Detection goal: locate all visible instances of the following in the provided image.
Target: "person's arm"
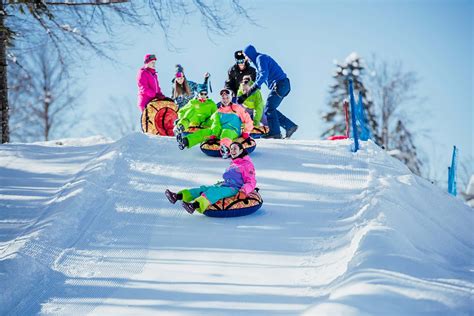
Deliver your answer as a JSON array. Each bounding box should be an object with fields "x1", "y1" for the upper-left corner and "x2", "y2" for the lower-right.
[
  {"x1": 137, "y1": 70, "x2": 156, "y2": 99},
  {"x1": 224, "y1": 68, "x2": 236, "y2": 94},
  {"x1": 239, "y1": 162, "x2": 256, "y2": 196},
  {"x1": 254, "y1": 55, "x2": 268, "y2": 88},
  {"x1": 237, "y1": 105, "x2": 253, "y2": 135}
]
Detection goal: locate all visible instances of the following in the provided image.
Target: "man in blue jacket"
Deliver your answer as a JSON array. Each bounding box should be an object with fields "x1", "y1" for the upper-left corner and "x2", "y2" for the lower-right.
[{"x1": 237, "y1": 44, "x2": 298, "y2": 139}]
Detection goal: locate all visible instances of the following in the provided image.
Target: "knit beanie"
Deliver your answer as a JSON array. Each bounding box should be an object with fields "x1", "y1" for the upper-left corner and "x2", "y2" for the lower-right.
[{"x1": 144, "y1": 54, "x2": 157, "y2": 64}]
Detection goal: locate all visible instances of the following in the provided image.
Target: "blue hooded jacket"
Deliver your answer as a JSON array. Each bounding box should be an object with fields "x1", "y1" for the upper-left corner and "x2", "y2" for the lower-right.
[{"x1": 243, "y1": 45, "x2": 287, "y2": 89}]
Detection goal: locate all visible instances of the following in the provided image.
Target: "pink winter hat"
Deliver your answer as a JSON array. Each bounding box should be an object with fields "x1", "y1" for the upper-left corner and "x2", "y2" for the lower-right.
[
  {"x1": 175, "y1": 72, "x2": 184, "y2": 78},
  {"x1": 144, "y1": 54, "x2": 157, "y2": 64}
]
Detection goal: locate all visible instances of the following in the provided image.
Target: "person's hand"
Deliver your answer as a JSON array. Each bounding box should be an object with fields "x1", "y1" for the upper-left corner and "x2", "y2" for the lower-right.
[
  {"x1": 204, "y1": 72, "x2": 210, "y2": 78},
  {"x1": 237, "y1": 190, "x2": 247, "y2": 200},
  {"x1": 241, "y1": 132, "x2": 250, "y2": 140}
]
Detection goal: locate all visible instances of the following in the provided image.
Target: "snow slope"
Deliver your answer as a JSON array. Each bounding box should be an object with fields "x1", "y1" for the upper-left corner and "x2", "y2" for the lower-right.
[{"x1": 1, "y1": 133, "x2": 472, "y2": 315}]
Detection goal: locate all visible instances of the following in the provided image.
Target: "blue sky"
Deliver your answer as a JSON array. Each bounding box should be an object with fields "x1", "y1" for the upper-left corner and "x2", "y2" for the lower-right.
[{"x1": 79, "y1": 0, "x2": 472, "y2": 182}]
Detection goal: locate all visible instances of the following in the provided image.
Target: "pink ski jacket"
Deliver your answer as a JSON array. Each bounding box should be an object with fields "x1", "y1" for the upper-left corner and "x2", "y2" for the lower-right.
[
  {"x1": 222, "y1": 155, "x2": 257, "y2": 195},
  {"x1": 137, "y1": 67, "x2": 165, "y2": 111}
]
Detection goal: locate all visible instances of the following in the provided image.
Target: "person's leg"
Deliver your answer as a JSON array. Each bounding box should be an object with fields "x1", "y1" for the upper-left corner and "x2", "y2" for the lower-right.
[
  {"x1": 219, "y1": 129, "x2": 239, "y2": 148},
  {"x1": 200, "y1": 185, "x2": 239, "y2": 205},
  {"x1": 264, "y1": 92, "x2": 284, "y2": 137},
  {"x1": 183, "y1": 185, "x2": 238, "y2": 214},
  {"x1": 273, "y1": 78, "x2": 296, "y2": 131},
  {"x1": 179, "y1": 185, "x2": 212, "y2": 202},
  {"x1": 185, "y1": 128, "x2": 213, "y2": 147}
]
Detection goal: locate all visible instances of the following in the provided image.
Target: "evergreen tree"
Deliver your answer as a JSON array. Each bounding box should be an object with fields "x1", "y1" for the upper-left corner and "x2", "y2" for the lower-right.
[{"x1": 322, "y1": 52, "x2": 379, "y2": 143}]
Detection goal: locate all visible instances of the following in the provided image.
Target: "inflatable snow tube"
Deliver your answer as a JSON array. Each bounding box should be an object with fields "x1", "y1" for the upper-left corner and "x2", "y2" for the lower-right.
[
  {"x1": 200, "y1": 137, "x2": 256, "y2": 157},
  {"x1": 327, "y1": 135, "x2": 349, "y2": 140},
  {"x1": 250, "y1": 125, "x2": 269, "y2": 139},
  {"x1": 203, "y1": 189, "x2": 263, "y2": 217},
  {"x1": 141, "y1": 99, "x2": 178, "y2": 136}
]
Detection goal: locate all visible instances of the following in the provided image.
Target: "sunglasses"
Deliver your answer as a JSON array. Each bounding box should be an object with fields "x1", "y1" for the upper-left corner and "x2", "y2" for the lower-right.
[
  {"x1": 220, "y1": 90, "x2": 231, "y2": 96},
  {"x1": 236, "y1": 59, "x2": 245, "y2": 64},
  {"x1": 199, "y1": 92, "x2": 208, "y2": 96}
]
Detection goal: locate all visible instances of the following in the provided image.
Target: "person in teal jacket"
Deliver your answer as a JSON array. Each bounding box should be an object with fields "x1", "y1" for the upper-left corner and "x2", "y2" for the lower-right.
[
  {"x1": 237, "y1": 75, "x2": 265, "y2": 127},
  {"x1": 173, "y1": 84, "x2": 217, "y2": 136}
]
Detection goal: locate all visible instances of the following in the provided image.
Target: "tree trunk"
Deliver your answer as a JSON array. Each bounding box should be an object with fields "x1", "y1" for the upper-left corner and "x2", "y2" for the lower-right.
[{"x1": 0, "y1": 2, "x2": 9, "y2": 143}]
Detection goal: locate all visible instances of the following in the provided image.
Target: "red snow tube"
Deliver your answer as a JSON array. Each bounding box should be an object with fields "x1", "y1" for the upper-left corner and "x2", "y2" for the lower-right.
[{"x1": 141, "y1": 99, "x2": 178, "y2": 136}]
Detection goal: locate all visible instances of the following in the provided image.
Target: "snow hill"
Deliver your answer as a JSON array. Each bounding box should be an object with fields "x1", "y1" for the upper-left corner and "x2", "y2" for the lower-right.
[{"x1": 1, "y1": 133, "x2": 472, "y2": 315}]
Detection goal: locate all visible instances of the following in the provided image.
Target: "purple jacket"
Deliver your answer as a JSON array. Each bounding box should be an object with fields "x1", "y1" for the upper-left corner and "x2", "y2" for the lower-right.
[
  {"x1": 222, "y1": 155, "x2": 256, "y2": 195},
  {"x1": 137, "y1": 67, "x2": 165, "y2": 111}
]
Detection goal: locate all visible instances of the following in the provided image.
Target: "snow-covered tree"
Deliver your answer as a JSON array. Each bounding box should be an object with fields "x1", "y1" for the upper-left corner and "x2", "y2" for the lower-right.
[{"x1": 322, "y1": 52, "x2": 379, "y2": 143}]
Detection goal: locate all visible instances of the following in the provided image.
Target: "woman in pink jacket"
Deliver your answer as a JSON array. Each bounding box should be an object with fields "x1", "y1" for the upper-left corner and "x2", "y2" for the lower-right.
[
  {"x1": 137, "y1": 54, "x2": 166, "y2": 111},
  {"x1": 165, "y1": 141, "x2": 257, "y2": 214}
]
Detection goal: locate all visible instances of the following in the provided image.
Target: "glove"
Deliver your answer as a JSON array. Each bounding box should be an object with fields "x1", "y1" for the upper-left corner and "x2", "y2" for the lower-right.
[
  {"x1": 237, "y1": 190, "x2": 247, "y2": 200},
  {"x1": 241, "y1": 132, "x2": 250, "y2": 140}
]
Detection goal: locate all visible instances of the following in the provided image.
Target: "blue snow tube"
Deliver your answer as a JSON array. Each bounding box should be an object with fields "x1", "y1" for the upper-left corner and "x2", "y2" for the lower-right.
[
  {"x1": 203, "y1": 188, "x2": 263, "y2": 217},
  {"x1": 200, "y1": 137, "x2": 256, "y2": 157}
]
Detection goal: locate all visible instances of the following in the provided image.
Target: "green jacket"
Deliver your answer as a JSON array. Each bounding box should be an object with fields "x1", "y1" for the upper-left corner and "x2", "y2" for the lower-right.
[
  {"x1": 237, "y1": 80, "x2": 264, "y2": 126},
  {"x1": 177, "y1": 98, "x2": 218, "y2": 129}
]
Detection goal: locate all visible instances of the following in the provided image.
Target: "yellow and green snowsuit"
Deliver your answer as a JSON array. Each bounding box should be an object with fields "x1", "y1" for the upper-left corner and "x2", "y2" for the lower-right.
[
  {"x1": 176, "y1": 98, "x2": 217, "y2": 130},
  {"x1": 237, "y1": 79, "x2": 264, "y2": 127}
]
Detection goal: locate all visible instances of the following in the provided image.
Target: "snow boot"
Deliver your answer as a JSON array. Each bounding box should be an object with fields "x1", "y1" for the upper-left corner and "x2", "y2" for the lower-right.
[
  {"x1": 173, "y1": 122, "x2": 185, "y2": 135},
  {"x1": 285, "y1": 125, "x2": 298, "y2": 139},
  {"x1": 165, "y1": 189, "x2": 182, "y2": 204},
  {"x1": 262, "y1": 133, "x2": 282, "y2": 139},
  {"x1": 182, "y1": 201, "x2": 199, "y2": 214},
  {"x1": 176, "y1": 133, "x2": 189, "y2": 150}
]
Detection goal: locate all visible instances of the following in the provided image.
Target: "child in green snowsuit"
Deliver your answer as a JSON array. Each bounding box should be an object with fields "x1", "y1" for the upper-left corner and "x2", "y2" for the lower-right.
[
  {"x1": 174, "y1": 84, "x2": 217, "y2": 134},
  {"x1": 237, "y1": 75, "x2": 264, "y2": 127}
]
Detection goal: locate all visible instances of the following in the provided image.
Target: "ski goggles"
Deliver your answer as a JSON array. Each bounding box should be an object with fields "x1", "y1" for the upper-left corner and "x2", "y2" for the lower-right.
[{"x1": 236, "y1": 59, "x2": 245, "y2": 64}]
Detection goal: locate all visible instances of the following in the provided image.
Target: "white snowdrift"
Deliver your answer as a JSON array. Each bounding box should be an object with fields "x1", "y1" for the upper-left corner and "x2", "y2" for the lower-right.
[{"x1": 0, "y1": 132, "x2": 472, "y2": 315}]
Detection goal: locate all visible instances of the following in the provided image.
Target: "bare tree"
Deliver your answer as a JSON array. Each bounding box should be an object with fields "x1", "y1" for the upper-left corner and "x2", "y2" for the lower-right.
[
  {"x1": 1, "y1": 0, "x2": 254, "y2": 143},
  {"x1": 366, "y1": 56, "x2": 424, "y2": 175},
  {"x1": 92, "y1": 95, "x2": 140, "y2": 140},
  {"x1": 8, "y1": 44, "x2": 82, "y2": 142}
]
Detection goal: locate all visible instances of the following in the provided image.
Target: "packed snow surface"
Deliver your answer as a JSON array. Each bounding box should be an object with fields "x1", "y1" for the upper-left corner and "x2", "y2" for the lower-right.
[{"x1": 1, "y1": 133, "x2": 472, "y2": 315}]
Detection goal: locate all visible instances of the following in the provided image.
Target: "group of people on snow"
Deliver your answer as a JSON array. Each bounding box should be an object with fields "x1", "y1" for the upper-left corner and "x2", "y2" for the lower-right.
[{"x1": 137, "y1": 44, "x2": 297, "y2": 214}]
